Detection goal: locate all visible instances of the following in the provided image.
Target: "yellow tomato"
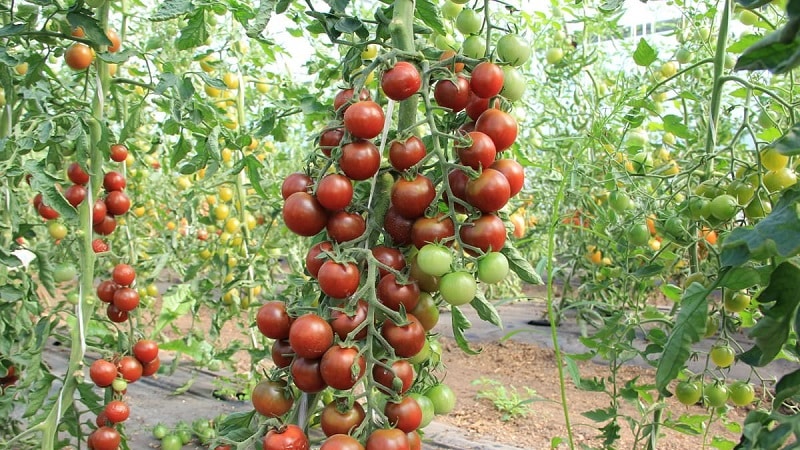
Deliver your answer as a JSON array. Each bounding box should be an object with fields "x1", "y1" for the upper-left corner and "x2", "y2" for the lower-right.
[
  {"x1": 214, "y1": 204, "x2": 230, "y2": 220},
  {"x1": 133, "y1": 206, "x2": 146, "y2": 217},
  {"x1": 361, "y1": 43, "x2": 379, "y2": 60},
  {"x1": 200, "y1": 249, "x2": 212, "y2": 260},
  {"x1": 219, "y1": 186, "x2": 235, "y2": 202},
  {"x1": 221, "y1": 148, "x2": 233, "y2": 163},
  {"x1": 223, "y1": 72, "x2": 239, "y2": 89},
  {"x1": 199, "y1": 55, "x2": 216, "y2": 73},
  {"x1": 205, "y1": 84, "x2": 222, "y2": 97},
  {"x1": 206, "y1": 194, "x2": 217, "y2": 206},
  {"x1": 244, "y1": 212, "x2": 257, "y2": 230},
  {"x1": 166, "y1": 221, "x2": 176, "y2": 231},
  {"x1": 760, "y1": 147, "x2": 789, "y2": 171},
  {"x1": 15, "y1": 62, "x2": 28, "y2": 75},
  {"x1": 224, "y1": 217, "x2": 241, "y2": 233},
  {"x1": 176, "y1": 176, "x2": 191, "y2": 190}
]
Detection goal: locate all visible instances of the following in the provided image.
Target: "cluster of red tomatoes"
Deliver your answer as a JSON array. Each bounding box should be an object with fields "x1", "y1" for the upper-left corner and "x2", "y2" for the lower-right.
[
  {"x1": 257, "y1": 46, "x2": 523, "y2": 449},
  {"x1": 87, "y1": 338, "x2": 159, "y2": 450}
]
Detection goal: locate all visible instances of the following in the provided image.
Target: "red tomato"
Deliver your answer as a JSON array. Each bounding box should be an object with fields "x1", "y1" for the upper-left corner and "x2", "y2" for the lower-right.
[
  {"x1": 37, "y1": 202, "x2": 59, "y2": 220},
  {"x1": 132, "y1": 339, "x2": 159, "y2": 364},
  {"x1": 459, "y1": 213, "x2": 507, "y2": 253},
  {"x1": 330, "y1": 299, "x2": 369, "y2": 341},
  {"x1": 326, "y1": 211, "x2": 366, "y2": 243},
  {"x1": 321, "y1": 434, "x2": 365, "y2": 450},
  {"x1": 445, "y1": 169, "x2": 470, "y2": 213},
  {"x1": 92, "y1": 238, "x2": 109, "y2": 253},
  {"x1": 377, "y1": 274, "x2": 420, "y2": 312},
  {"x1": 434, "y1": 75, "x2": 470, "y2": 112},
  {"x1": 389, "y1": 136, "x2": 427, "y2": 172},
  {"x1": 93, "y1": 215, "x2": 117, "y2": 236},
  {"x1": 112, "y1": 263, "x2": 136, "y2": 286},
  {"x1": 490, "y1": 158, "x2": 524, "y2": 197},
  {"x1": 106, "y1": 29, "x2": 121, "y2": 52},
  {"x1": 106, "y1": 303, "x2": 128, "y2": 323},
  {"x1": 318, "y1": 261, "x2": 360, "y2": 299},
  {"x1": 373, "y1": 359, "x2": 414, "y2": 395},
  {"x1": 112, "y1": 287, "x2": 140, "y2": 311},
  {"x1": 317, "y1": 174, "x2": 353, "y2": 211},
  {"x1": 282, "y1": 192, "x2": 328, "y2": 237},
  {"x1": 465, "y1": 168, "x2": 510, "y2": 213},
  {"x1": 290, "y1": 357, "x2": 327, "y2": 393},
  {"x1": 407, "y1": 431, "x2": 422, "y2": 450},
  {"x1": 67, "y1": 162, "x2": 90, "y2": 185},
  {"x1": 456, "y1": 131, "x2": 496, "y2": 170},
  {"x1": 319, "y1": 128, "x2": 345, "y2": 157},
  {"x1": 104, "y1": 400, "x2": 130, "y2": 423},
  {"x1": 306, "y1": 241, "x2": 334, "y2": 278},
  {"x1": 96, "y1": 280, "x2": 118, "y2": 303},
  {"x1": 256, "y1": 301, "x2": 292, "y2": 340},
  {"x1": 384, "y1": 206, "x2": 414, "y2": 246},
  {"x1": 470, "y1": 61, "x2": 504, "y2": 98},
  {"x1": 92, "y1": 199, "x2": 107, "y2": 225},
  {"x1": 343, "y1": 101, "x2": 385, "y2": 139},
  {"x1": 391, "y1": 175, "x2": 435, "y2": 219},
  {"x1": 263, "y1": 425, "x2": 310, "y2": 450},
  {"x1": 381, "y1": 61, "x2": 422, "y2": 101},
  {"x1": 475, "y1": 108, "x2": 518, "y2": 151},
  {"x1": 366, "y1": 428, "x2": 410, "y2": 450},
  {"x1": 410, "y1": 214, "x2": 455, "y2": 249},
  {"x1": 64, "y1": 184, "x2": 86, "y2": 207},
  {"x1": 281, "y1": 173, "x2": 313, "y2": 200},
  {"x1": 252, "y1": 379, "x2": 293, "y2": 418},
  {"x1": 109, "y1": 144, "x2": 128, "y2": 162},
  {"x1": 89, "y1": 426, "x2": 121, "y2": 450},
  {"x1": 141, "y1": 356, "x2": 160, "y2": 376},
  {"x1": 340, "y1": 140, "x2": 381, "y2": 181},
  {"x1": 320, "y1": 401, "x2": 366, "y2": 437},
  {"x1": 103, "y1": 171, "x2": 126, "y2": 191},
  {"x1": 381, "y1": 314, "x2": 426, "y2": 358},
  {"x1": 117, "y1": 355, "x2": 143, "y2": 383},
  {"x1": 465, "y1": 92, "x2": 490, "y2": 121},
  {"x1": 320, "y1": 346, "x2": 366, "y2": 390},
  {"x1": 89, "y1": 359, "x2": 117, "y2": 387},
  {"x1": 371, "y1": 245, "x2": 406, "y2": 277},
  {"x1": 333, "y1": 88, "x2": 370, "y2": 112},
  {"x1": 105, "y1": 191, "x2": 130, "y2": 215},
  {"x1": 271, "y1": 339, "x2": 295, "y2": 368},
  {"x1": 289, "y1": 314, "x2": 334, "y2": 359},
  {"x1": 384, "y1": 396, "x2": 422, "y2": 432}
]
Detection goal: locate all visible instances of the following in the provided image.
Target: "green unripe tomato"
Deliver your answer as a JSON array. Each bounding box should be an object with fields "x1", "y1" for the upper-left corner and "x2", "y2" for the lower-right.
[
  {"x1": 709, "y1": 194, "x2": 738, "y2": 221},
  {"x1": 496, "y1": 34, "x2": 531, "y2": 66},
  {"x1": 462, "y1": 35, "x2": 486, "y2": 58},
  {"x1": 455, "y1": 9, "x2": 482, "y2": 35},
  {"x1": 710, "y1": 344, "x2": 736, "y2": 368},
  {"x1": 724, "y1": 290, "x2": 751, "y2": 313},
  {"x1": 500, "y1": 66, "x2": 526, "y2": 102},
  {"x1": 477, "y1": 252, "x2": 509, "y2": 284},
  {"x1": 704, "y1": 382, "x2": 729, "y2": 408},
  {"x1": 675, "y1": 380, "x2": 702, "y2": 405},
  {"x1": 434, "y1": 34, "x2": 458, "y2": 51},
  {"x1": 442, "y1": 0, "x2": 463, "y2": 19},
  {"x1": 729, "y1": 381, "x2": 755, "y2": 406},
  {"x1": 439, "y1": 271, "x2": 477, "y2": 305}
]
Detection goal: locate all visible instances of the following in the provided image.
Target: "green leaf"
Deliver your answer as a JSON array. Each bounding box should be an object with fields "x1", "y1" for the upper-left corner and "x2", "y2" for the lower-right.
[
  {"x1": 154, "y1": 284, "x2": 195, "y2": 335},
  {"x1": 25, "y1": 159, "x2": 78, "y2": 221},
  {"x1": 734, "y1": 18, "x2": 800, "y2": 74},
  {"x1": 32, "y1": 249, "x2": 55, "y2": 297},
  {"x1": 583, "y1": 406, "x2": 615, "y2": 422},
  {"x1": 501, "y1": 242, "x2": 543, "y2": 285},
  {"x1": 736, "y1": 0, "x2": 773, "y2": 7},
  {"x1": 246, "y1": 0, "x2": 276, "y2": 39},
  {"x1": 175, "y1": 9, "x2": 208, "y2": 51},
  {"x1": 727, "y1": 34, "x2": 764, "y2": 54},
  {"x1": 773, "y1": 367, "x2": 800, "y2": 408},
  {"x1": 415, "y1": 0, "x2": 445, "y2": 36},
  {"x1": 720, "y1": 186, "x2": 800, "y2": 266},
  {"x1": 772, "y1": 122, "x2": 800, "y2": 156},
  {"x1": 66, "y1": 12, "x2": 111, "y2": 46},
  {"x1": 718, "y1": 266, "x2": 762, "y2": 290},
  {"x1": 633, "y1": 38, "x2": 658, "y2": 66},
  {"x1": 660, "y1": 284, "x2": 682, "y2": 302},
  {"x1": 739, "y1": 261, "x2": 800, "y2": 367},
  {"x1": 663, "y1": 115, "x2": 693, "y2": 139},
  {"x1": 451, "y1": 306, "x2": 479, "y2": 355},
  {"x1": 0, "y1": 24, "x2": 26, "y2": 37},
  {"x1": 655, "y1": 283, "x2": 709, "y2": 392},
  {"x1": 243, "y1": 155, "x2": 268, "y2": 199},
  {"x1": 470, "y1": 291, "x2": 502, "y2": 328},
  {"x1": 151, "y1": 0, "x2": 194, "y2": 21}
]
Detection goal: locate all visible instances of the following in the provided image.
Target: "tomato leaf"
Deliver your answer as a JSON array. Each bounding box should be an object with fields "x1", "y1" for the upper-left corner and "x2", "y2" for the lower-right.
[
  {"x1": 66, "y1": 12, "x2": 111, "y2": 47},
  {"x1": 633, "y1": 38, "x2": 658, "y2": 66},
  {"x1": 736, "y1": 409, "x2": 799, "y2": 450},
  {"x1": 739, "y1": 261, "x2": 800, "y2": 367},
  {"x1": 470, "y1": 291, "x2": 502, "y2": 328},
  {"x1": 720, "y1": 186, "x2": 800, "y2": 266},
  {"x1": 175, "y1": 9, "x2": 209, "y2": 51},
  {"x1": 773, "y1": 367, "x2": 800, "y2": 409},
  {"x1": 415, "y1": 0, "x2": 446, "y2": 36},
  {"x1": 154, "y1": 284, "x2": 195, "y2": 335},
  {"x1": 564, "y1": 355, "x2": 605, "y2": 392},
  {"x1": 501, "y1": 242, "x2": 543, "y2": 285},
  {"x1": 727, "y1": 34, "x2": 763, "y2": 54},
  {"x1": 583, "y1": 406, "x2": 615, "y2": 422},
  {"x1": 151, "y1": 0, "x2": 193, "y2": 21},
  {"x1": 246, "y1": 0, "x2": 276, "y2": 39},
  {"x1": 451, "y1": 306, "x2": 479, "y2": 355},
  {"x1": 243, "y1": 155, "x2": 268, "y2": 199},
  {"x1": 662, "y1": 115, "x2": 693, "y2": 140},
  {"x1": 734, "y1": 17, "x2": 800, "y2": 74},
  {"x1": 0, "y1": 24, "x2": 26, "y2": 38},
  {"x1": 655, "y1": 283, "x2": 709, "y2": 392},
  {"x1": 772, "y1": 122, "x2": 800, "y2": 156},
  {"x1": 718, "y1": 266, "x2": 762, "y2": 291}
]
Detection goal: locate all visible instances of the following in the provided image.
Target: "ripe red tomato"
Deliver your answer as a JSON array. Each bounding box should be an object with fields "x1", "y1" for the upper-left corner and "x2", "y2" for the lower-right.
[
  {"x1": 104, "y1": 400, "x2": 130, "y2": 423},
  {"x1": 459, "y1": 213, "x2": 507, "y2": 253},
  {"x1": 281, "y1": 173, "x2": 313, "y2": 200},
  {"x1": 64, "y1": 184, "x2": 87, "y2": 207},
  {"x1": 373, "y1": 359, "x2": 414, "y2": 395},
  {"x1": 103, "y1": 171, "x2": 126, "y2": 191},
  {"x1": 92, "y1": 238, "x2": 109, "y2": 253},
  {"x1": 343, "y1": 101, "x2": 385, "y2": 139},
  {"x1": 475, "y1": 108, "x2": 518, "y2": 151},
  {"x1": 319, "y1": 128, "x2": 345, "y2": 157},
  {"x1": 381, "y1": 61, "x2": 422, "y2": 101},
  {"x1": 320, "y1": 346, "x2": 366, "y2": 390},
  {"x1": 333, "y1": 88, "x2": 370, "y2": 112},
  {"x1": 340, "y1": 140, "x2": 380, "y2": 181},
  {"x1": 96, "y1": 280, "x2": 118, "y2": 303},
  {"x1": 133, "y1": 339, "x2": 159, "y2": 364},
  {"x1": 456, "y1": 131, "x2": 497, "y2": 170},
  {"x1": 89, "y1": 359, "x2": 117, "y2": 387},
  {"x1": 326, "y1": 211, "x2": 366, "y2": 243},
  {"x1": 112, "y1": 263, "x2": 136, "y2": 286},
  {"x1": 283, "y1": 192, "x2": 328, "y2": 237},
  {"x1": 490, "y1": 158, "x2": 524, "y2": 197},
  {"x1": 383, "y1": 206, "x2": 414, "y2": 246},
  {"x1": 93, "y1": 215, "x2": 117, "y2": 236},
  {"x1": 378, "y1": 274, "x2": 420, "y2": 312},
  {"x1": 105, "y1": 191, "x2": 131, "y2": 215},
  {"x1": 465, "y1": 92, "x2": 490, "y2": 121},
  {"x1": 67, "y1": 162, "x2": 90, "y2": 185},
  {"x1": 65, "y1": 43, "x2": 94, "y2": 71},
  {"x1": 106, "y1": 303, "x2": 129, "y2": 323},
  {"x1": 263, "y1": 425, "x2": 310, "y2": 450},
  {"x1": 89, "y1": 426, "x2": 121, "y2": 450},
  {"x1": 410, "y1": 214, "x2": 455, "y2": 249},
  {"x1": 389, "y1": 136, "x2": 427, "y2": 172},
  {"x1": 306, "y1": 241, "x2": 333, "y2": 278},
  {"x1": 445, "y1": 169, "x2": 469, "y2": 213},
  {"x1": 37, "y1": 202, "x2": 59, "y2": 220},
  {"x1": 113, "y1": 287, "x2": 140, "y2": 311},
  {"x1": 407, "y1": 431, "x2": 421, "y2": 450},
  {"x1": 434, "y1": 75, "x2": 470, "y2": 112},
  {"x1": 117, "y1": 355, "x2": 143, "y2": 383},
  {"x1": 32, "y1": 193, "x2": 42, "y2": 210},
  {"x1": 391, "y1": 175, "x2": 435, "y2": 219},
  {"x1": 252, "y1": 379, "x2": 294, "y2": 418},
  {"x1": 289, "y1": 314, "x2": 333, "y2": 359},
  {"x1": 318, "y1": 261, "x2": 360, "y2": 299},
  {"x1": 470, "y1": 61, "x2": 504, "y2": 98},
  {"x1": 317, "y1": 174, "x2": 353, "y2": 211},
  {"x1": 371, "y1": 245, "x2": 406, "y2": 277},
  {"x1": 366, "y1": 428, "x2": 410, "y2": 450},
  {"x1": 381, "y1": 314, "x2": 426, "y2": 358},
  {"x1": 290, "y1": 357, "x2": 327, "y2": 393},
  {"x1": 466, "y1": 168, "x2": 510, "y2": 213},
  {"x1": 93, "y1": 199, "x2": 107, "y2": 225},
  {"x1": 321, "y1": 434, "x2": 365, "y2": 450},
  {"x1": 330, "y1": 299, "x2": 369, "y2": 341},
  {"x1": 271, "y1": 339, "x2": 295, "y2": 368},
  {"x1": 385, "y1": 396, "x2": 422, "y2": 432},
  {"x1": 141, "y1": 356, "x2": 160, "y2": 376},
  {"x1": 320, "y1": 401, "x2": 366, "y2": 437},
  {"x1": 109, "y1": 144, "x2": 128, "y2": 162},
  {"x1": 257, "y1": 302, "x2": 292, "y2": 340}
]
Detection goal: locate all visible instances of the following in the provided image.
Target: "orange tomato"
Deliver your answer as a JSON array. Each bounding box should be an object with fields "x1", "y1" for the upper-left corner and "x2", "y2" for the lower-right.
[
  {"x1": 65, "y1": 43, "x2": 94, "y2": 70},
  {"x1": 700, "y1": 227, "x2": 718, "y2": 245},
  {"x1": 510, "y1": 214, "x2": 526, "y2": 238},
  {"x1": 646, "y1": 214, "x2": 657, "y2": 236}
]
